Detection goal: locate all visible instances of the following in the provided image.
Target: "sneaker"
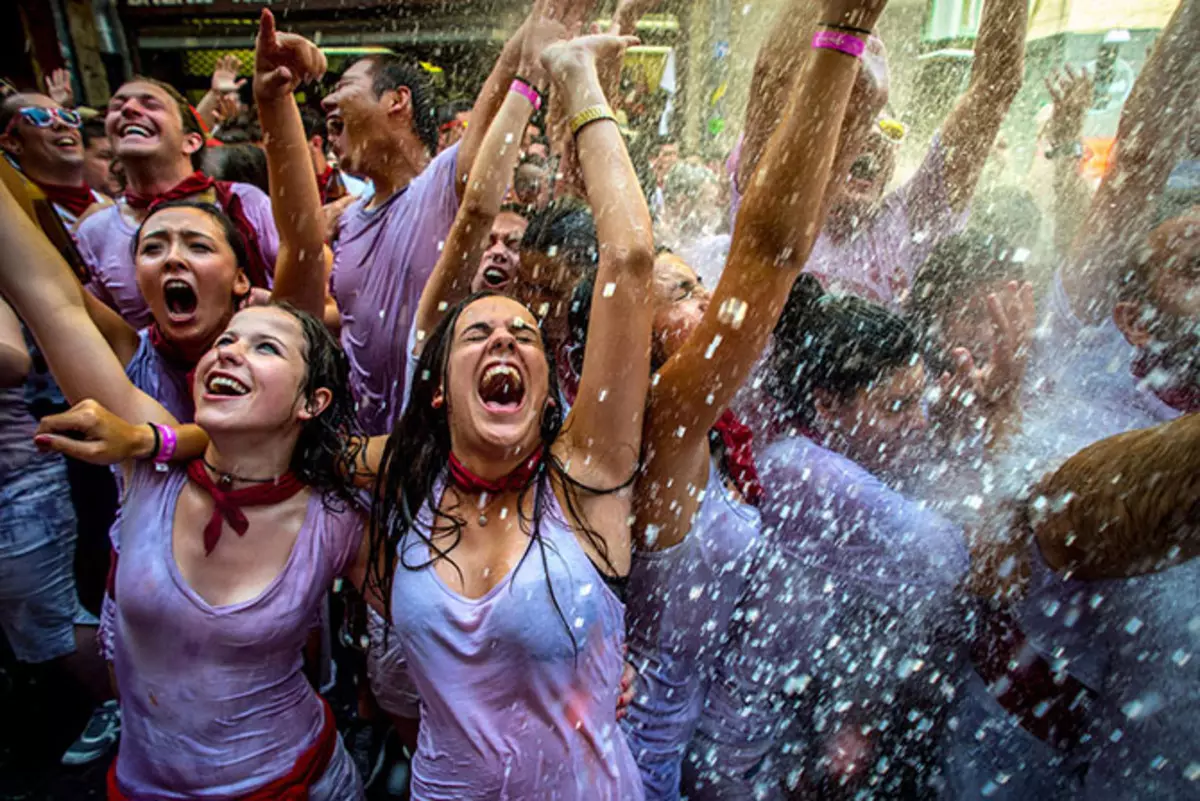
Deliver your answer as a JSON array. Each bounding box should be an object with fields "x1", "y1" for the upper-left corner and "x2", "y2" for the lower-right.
[{"x1": 61, "y1": 699, "x2": 121, "y2": 766}]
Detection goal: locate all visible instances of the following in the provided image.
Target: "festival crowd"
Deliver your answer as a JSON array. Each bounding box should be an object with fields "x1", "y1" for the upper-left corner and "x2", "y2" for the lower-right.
[{"x1": 0, "y1": 0, "x2": 1197, "y2": 797}]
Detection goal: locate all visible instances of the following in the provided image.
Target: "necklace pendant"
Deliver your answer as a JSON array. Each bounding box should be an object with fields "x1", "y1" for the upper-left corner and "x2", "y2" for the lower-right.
[
  {"x1": 478, "y1": 513, "x2": 488, "y2": 527},
  {"x1": 219, "y1": 474, "x2": 234, "y2": 489}
]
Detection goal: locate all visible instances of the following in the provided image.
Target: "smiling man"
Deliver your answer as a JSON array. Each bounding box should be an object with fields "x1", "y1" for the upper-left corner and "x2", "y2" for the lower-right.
[
  {"x1": 0, "y1": 93, "x2": 106, "y2": 226},
  {"x1": 74, "y1": 78, "x2": 279, "y2": 329}
]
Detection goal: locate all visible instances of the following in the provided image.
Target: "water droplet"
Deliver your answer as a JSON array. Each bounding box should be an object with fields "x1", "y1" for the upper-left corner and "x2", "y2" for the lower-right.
[
  {"x1": 602, "y1": 282, "x2": 616, "y2": 298},
  {"x1": 1124, "y1": 617, "x2": 1144, "y2": 635}
]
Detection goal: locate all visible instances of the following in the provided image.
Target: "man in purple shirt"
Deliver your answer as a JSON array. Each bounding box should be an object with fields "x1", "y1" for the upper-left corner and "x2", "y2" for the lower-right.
[
  {"x1": 319, "y1": 21, "x2": 529, "y2": 435},
  {"x1": 75, "y1": 78, "x2": 279, "y2": 329},
  {"x1": 730, "y1": 0, "x2": 1027, "y2": 309}
]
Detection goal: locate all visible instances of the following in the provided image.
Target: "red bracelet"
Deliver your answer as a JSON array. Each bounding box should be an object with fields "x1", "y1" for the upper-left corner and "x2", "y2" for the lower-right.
[
  {"x1": 510, "y1": 78, "x2": 543, "y2": 111},
  {"x1": 812, "y1": 29, "x2": 867, "y2": 59}
]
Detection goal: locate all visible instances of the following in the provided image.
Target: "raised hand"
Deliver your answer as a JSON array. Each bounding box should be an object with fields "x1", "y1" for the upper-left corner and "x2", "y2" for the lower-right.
[
  {"x1": 519, "y1": 0, "x2": 572, "y2": 91},
  {"x1": 211, "y1": 54, "x2": 247, "y2": 96},
  {"x1": 33, "y1": 399, "x2": 155, "y2": 466},
  {"x1": 46, "y1": 68, "x2": 74, "y2": 109},
  {"x1": 1045, "y1": 65, "x2": 1094, "y2": 147},
  {"x1": 253, "y1": 8, "x2": 327, "y2": 102},
  {"x1": 541, "y1": 31, "x2": 640, "y2": 90}
]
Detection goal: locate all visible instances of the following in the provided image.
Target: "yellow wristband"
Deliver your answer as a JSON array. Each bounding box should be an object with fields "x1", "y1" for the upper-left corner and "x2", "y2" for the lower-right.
[{"x1": 569, "y1": 104, "x2": 617, "y2": 138}]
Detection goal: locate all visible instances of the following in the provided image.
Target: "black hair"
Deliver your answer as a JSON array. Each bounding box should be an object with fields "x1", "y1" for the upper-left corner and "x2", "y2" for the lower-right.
[
  {"x1": 129, "y1": 75, "x2": 207, "y2": 171},
  {"x1": 265, "y1": 301, "x2": 366, "y2": 509},
  {"x1": 908, "y1": 231, "x2": 1026, "y2": 345},
  {"x1": 0, "y1": 94, "x2": 22, "y2": 134},
  {"x1": 519, "y1": 198, "x2": 599, "y2": 273},
  {"x1": 299, "y1": 106, "x2": 326, "y2": 145},
  {"x1": 202, "y1": 144, "x2": 269, "y2": 194},
  {"x1": 766, "y1": 275, "x2": 921, "y2": 427},
  {"x1": 436, "y1": 98, "x2": 473, "y2": 127},
  {"x1": 354, "y1": 55, "x2": 438, "y2": 157},
  {"x1": 366, "y1": 290, "x2": 623, "y2": 654}
]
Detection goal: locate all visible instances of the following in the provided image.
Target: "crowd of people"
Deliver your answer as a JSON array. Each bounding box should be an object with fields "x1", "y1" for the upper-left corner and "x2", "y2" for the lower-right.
[{"x1": 0, "y1": 0, "x2": 1196, "y2": 797}]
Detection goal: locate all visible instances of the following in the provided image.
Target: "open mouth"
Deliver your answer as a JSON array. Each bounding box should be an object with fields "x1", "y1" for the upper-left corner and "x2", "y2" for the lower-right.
[
  {"x1": 478, "y1": 362, "x2": 525, "y2": 412},
  {"x1": 163, "y1": 279, "x2": 198, "y2": 319},
  {"x1": 53, "y1": 135, "x2": 79, "y2": 148},
  {"x1": 205, "y1": 373, "x2": 250, "y2": 397},
  {"x1": 481, "y1": 264, "x2": 511, "y2": 288},
  {"x1": 120, "y1": 123, "x2": 155, "y2": 140}
]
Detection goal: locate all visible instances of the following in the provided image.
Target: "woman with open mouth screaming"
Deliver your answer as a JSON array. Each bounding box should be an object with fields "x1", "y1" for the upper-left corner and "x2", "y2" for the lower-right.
[
  {"x1": 0, "y1": 175, "x2": 369, "y2": 796},
  {"x1": 360, "y1": 18, "x2": 656, "y2": 799}
]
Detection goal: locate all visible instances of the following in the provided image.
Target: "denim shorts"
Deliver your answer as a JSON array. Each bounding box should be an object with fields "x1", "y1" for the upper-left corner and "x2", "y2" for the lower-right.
[{"x1": 0, "y1": 456, "x2": 83, "y2": 663}]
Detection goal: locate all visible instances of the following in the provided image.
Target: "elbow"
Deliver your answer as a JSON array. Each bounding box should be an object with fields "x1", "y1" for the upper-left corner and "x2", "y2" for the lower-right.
[{"x1": 613, "y1": 241, "x2": 655, "y2": 280}]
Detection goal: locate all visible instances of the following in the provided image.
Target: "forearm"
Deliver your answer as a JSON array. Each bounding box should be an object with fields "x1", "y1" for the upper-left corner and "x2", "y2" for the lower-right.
[
  {"x1": 1064, "y1": 0, "x2": 1198, "y2": 314},
  {"x1": 194, "y1": 90, "x2": 222, "y2": 132},
  {"x1": 0, "y1": 184, "x2": 134, "y2": 412},
  {"x1": 416, "y1": 91, "x2": 535, "y2": 343},
  {"x1": 458, "y1": 34, "x2": 524, "y2": 193},
  {"x1": 736, "y1": 2, "x2": 822, "y2": 190},
  {"x1": 258, "y1": 94, "x2": 328, "y2": 318},
  {"x1": 938, "y1": 0, "x2": 1026, "y2": 209}
]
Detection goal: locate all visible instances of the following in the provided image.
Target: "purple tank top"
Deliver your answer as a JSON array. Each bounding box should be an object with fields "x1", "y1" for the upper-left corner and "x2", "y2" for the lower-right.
[
  {"x1": 110, "y1": 462, "x2": 363, "y2": 796},
  {"x1": 623, "y1": 462, "x2": 761, "y2": 800},
  {"x1": 388, "y1": 477, "x2": 643, "y2": 800},
  {"x1": 75, "y1": 186, "x2": 279, "y2": 329}
]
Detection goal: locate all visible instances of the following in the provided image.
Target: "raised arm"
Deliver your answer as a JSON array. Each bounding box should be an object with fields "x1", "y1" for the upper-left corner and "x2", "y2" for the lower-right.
[
  {"x1": 413, "y1": 11, "x2": 560, "y2": 349},
  {"x1": 195, "y1": 55, "x2": 246, "y2": 133},
  {"x1": 0, "y1": 181, "x2": 172, "y2": 426},
  {"x1": 639, "y1": 0, "x2": 884, "y2": 551},
  {"x1": 1044, "y1": 66, "x2": 1095, "y2": 259},
  {"x1": 253, "y1": 9, "x2": 333, "y2": 320},
  {"x1": 547, "y1": 33, "x2": 656, "y2": 486},
  {"x1": 1031, "y1": 413, "x2": 1200, "y2": 581},
  {"x1": 734, "y1": 1, "x2": 823, "y2": 193},
  {"x1": 936, "y1": 0, "x2": 1027, "y2": 214},
  {"x1": 1062, "y1": 0, "x2": 1199, "y2": 321},
  {"x1": 0, "y1": 296, "x2": 30, "y2": 388}
]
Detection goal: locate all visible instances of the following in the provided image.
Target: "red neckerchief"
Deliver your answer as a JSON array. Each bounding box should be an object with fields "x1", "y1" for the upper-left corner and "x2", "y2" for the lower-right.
[
  {"x1": 316, "y1": 165, "x2": 336, "y2": 205},
  {"x1": 148, "y1": 322, "x2": 199, "y2": 370},
  {"x1": 185, "y1": 459, "x2": 306, "y2": 555},
  {"x1": 1131, "y1": 349, "x2": 1200, "y2": 413},
  {"x1": 124, "y1": 170, "x2": 217, "y2": 211},
  {"x1": 710, "y1": 409, "x2": 764, "y2": 507},
  {"x1": 125, "y1": 172, "x2": 273, "y2": 289},
  {"x1": 448, "y1": 446, "x2": 545, "y2": 495},
  {"x1": 31, "y1": 179, "x2": 94, "y2": 218}
]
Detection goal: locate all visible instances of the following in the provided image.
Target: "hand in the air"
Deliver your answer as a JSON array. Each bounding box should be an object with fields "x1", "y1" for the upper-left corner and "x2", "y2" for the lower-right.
[
  {"x1": 46, "y1": 68, "x2": 74, "y2": 109},
  {"x1": 253, "y1": 8, "x2": 327, "y2": 102}
]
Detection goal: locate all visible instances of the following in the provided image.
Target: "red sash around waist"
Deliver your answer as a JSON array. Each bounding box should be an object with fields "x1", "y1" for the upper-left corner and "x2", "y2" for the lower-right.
[{"x1": 107, "y1": 697, "x2": 339, "y2": 800}]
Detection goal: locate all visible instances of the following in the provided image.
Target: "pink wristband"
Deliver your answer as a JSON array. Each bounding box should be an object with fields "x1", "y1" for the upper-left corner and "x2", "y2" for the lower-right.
[
  {"x1": 812, "y1": 30, "x2": 867, "y2": 59},
  {"x1": 510, "y1": 79, "x2": 543, "y2": 111},
  {"x1": 152, "y1": 423, "x2": 177, "y2": 464}
]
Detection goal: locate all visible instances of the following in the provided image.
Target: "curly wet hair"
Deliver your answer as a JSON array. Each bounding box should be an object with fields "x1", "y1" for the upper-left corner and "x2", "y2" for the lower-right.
[{"x1": 273, "y1": 301, "x2": 366, "y2": 510}]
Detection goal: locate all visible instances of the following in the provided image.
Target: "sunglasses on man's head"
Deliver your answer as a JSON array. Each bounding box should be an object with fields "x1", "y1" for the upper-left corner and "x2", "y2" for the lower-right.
[{"x1": 4, "y1": 106, "x2": 83, "y2": 137}]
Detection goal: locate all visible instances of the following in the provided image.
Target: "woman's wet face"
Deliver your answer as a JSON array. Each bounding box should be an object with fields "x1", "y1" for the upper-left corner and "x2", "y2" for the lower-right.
[
  {"x1": 441, "y1": 295, "x2": 551, "y2": 460},
  {"x1": 652, "y1": 253, "x2": 710, "y2": 365},
  {"x1": 134, "y1": 206, "x2": 249, "y2": 346},
  {"x1": 818, "y1": 360, "x2": 928, "y2": 473},
  {"x1": 194, "y1": 306, "x2": 324, "y2": 435}
]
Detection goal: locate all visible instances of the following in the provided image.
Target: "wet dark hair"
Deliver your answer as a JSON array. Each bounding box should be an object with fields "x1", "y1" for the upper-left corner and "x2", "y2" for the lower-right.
[
  {"x1": 908, "y1": 231, "x2": 1025, "y2": 343},
  {"x1": 127, "y1": 75, "x2": 207, "y2": 171},
  {"x1": 352, "y1": 55, "x2": 438, "y2": 156},
  {"x1": 244, "y1": 302, "x2": 365, "y2": 507},
  {"x1": 767, "y1": 275, "x2": 921, "y2": 427},
  {"x1": 203, "y1": 144, "x2": 269, "y2": 193},
  {"x1": 366, "y1": 290, "x2": 623, "y2": 654},
  {"x1": 519, "y1": 198, "x2": 599, "y2": 272},
  {"x1": 1119, "y1": 210, "x2": 1200, "y2": 305}
]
